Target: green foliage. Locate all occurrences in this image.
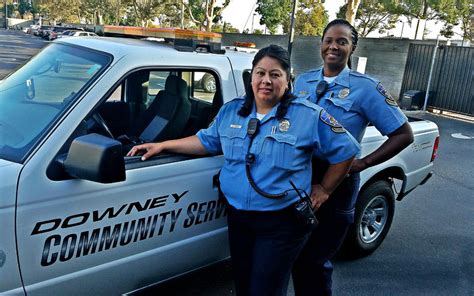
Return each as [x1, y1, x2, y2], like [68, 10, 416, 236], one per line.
[257, 0, 327, 36]
[396, 0, 471, 39]
[337, 0, 400, 37]
[293, 0, 327, 36]
[17, 0, 32, 18]
[183, 0, 231, 31]
[212, 21, 240, 33]
[256, 0, 292, 34]
[453, 0, 472, 41]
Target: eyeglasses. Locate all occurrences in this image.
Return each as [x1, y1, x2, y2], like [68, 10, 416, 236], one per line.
[316, 80, 329, 104]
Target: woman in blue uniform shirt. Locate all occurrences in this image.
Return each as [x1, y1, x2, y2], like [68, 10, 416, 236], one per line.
[128, 44, 360, 296]
[292, 19, 414, 296]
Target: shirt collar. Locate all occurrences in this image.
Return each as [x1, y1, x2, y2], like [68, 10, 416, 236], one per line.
[251, 100, 290, 124]
[332, 67, 350, 88]
[306, 67, 351, 88]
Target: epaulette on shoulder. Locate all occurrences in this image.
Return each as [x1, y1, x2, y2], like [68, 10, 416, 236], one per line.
[349, 70, 379, 85]
[292, 96, 319, 111]
[223, 96, 245, 105]
[298, 68, 322, 78]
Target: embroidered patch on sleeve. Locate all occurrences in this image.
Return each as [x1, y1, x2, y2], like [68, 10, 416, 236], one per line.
[376, 82, 398, 106]
[319, 110, 345, 133]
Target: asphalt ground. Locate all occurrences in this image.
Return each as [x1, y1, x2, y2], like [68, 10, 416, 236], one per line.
[1, 29, 473, 296]
[0, 28, 46, 80]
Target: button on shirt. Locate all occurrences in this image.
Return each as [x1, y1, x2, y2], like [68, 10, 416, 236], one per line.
[294, 67, 408, 144]
[196, 96, 360, 211]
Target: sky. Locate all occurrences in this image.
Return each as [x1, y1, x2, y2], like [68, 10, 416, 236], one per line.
[220, 0, 464, 41]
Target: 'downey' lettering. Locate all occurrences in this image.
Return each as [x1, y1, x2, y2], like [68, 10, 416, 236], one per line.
[32, 193, 187, 235]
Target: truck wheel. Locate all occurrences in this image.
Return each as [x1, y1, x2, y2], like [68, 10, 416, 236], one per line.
[341, 180, 395, 258]
[201, 73, 216, 93]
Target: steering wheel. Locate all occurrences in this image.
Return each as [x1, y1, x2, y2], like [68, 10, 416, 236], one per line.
[92, 113, 115, 139]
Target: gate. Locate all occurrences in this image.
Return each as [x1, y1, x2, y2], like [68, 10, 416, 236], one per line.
[400, 43, 473, 116]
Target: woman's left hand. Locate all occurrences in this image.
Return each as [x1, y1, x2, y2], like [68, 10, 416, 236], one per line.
[310, 184, 330, 210]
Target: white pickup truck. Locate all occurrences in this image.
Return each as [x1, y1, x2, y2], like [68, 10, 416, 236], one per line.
[0, 27, 439, 295]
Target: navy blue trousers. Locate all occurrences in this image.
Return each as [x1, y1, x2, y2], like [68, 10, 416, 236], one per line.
[227, 205, 311, 296]
[292, 173, 360, 296]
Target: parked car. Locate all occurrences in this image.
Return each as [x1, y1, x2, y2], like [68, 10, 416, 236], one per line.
[34, 25, 52, 37]
[42, 26, 68, 41]
[58, 30, 98, 38]
[0, 26, 439, 295]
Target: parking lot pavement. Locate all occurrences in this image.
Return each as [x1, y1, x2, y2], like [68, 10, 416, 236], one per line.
[0, 29, 46, 79]
[1, 28, 472, 296]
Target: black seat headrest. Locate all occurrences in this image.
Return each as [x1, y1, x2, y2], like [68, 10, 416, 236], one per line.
[165, 76, 188, 98]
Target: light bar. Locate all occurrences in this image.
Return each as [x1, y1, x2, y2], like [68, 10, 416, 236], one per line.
[233, 41, 256, 48]
[102, 25, 224, 53]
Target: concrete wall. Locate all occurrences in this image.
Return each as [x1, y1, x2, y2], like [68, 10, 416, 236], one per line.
[222, 33, 437, 100]
[6, 18, 32, 28]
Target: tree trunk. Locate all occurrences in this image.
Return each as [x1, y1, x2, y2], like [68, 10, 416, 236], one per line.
[345, 0, 361, 25]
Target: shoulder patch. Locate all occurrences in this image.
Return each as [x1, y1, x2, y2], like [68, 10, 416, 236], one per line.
[376, 82, 398, 106]
[319, 110, 345, 133]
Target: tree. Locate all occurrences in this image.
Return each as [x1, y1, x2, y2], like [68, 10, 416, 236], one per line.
[212, 21, 239, 33]
[257, 0, 327, 35]
[345, 0, 361, 25]
[292, 0, 327, 36]
[18, 0, 32, 19]
[396, 0, 452, 39]
[442, 0, 472, 41]
[456, 0, 473, 42]
[34, 0, 82, 24]
[337, 0, 400, 37]
[256, 0, 292, 34]
[129, 0, 162, 27]
[181, 0, 231, 31]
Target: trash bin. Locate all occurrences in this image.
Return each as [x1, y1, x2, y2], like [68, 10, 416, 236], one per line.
[401, 90, 425, 110]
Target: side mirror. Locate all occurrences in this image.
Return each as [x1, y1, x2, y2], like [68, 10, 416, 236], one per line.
[63, 133, 125, 183]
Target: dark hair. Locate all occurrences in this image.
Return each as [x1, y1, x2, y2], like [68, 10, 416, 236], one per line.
[238, 44, 295, 119]
[321, 19, 359, 68]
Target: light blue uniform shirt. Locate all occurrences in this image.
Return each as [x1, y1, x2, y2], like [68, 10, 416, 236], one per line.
[294, 67, 408, 144]
[196, 96, 360, 211]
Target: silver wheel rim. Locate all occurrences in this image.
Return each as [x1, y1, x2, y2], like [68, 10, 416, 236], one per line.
[205, 78, 216, 92]
[359, 195, 388, 244]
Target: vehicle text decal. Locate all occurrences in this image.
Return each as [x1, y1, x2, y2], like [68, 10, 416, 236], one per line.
[30, 191, 227, 267]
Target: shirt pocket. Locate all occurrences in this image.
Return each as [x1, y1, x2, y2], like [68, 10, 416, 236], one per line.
[263, 133, 298, 169]
[220, 128, 246, 162]
[327, 95, 354, 111]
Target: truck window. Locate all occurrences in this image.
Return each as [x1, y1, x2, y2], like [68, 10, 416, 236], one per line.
[192, 71, 216, 103]
[86, 68, 222, 160]
[0, 43, 111, 163]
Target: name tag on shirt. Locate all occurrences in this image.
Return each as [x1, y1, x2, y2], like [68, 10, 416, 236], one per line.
[230, 124, 242, 129]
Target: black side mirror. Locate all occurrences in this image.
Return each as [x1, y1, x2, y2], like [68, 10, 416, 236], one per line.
[63, 133, 125, 183]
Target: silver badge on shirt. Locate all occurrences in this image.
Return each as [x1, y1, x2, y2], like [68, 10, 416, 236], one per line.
[338, 88, 350, 99]
[278, 119, 290, 132]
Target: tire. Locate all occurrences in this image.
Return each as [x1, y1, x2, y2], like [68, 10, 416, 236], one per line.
[201, 73, 216, 93]
[340, 180, 395, 258]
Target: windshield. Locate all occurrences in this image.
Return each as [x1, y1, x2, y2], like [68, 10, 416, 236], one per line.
[0, 43, 112, 163]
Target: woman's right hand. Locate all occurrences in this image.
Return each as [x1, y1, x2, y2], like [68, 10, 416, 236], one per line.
[127, 143, 163, 161]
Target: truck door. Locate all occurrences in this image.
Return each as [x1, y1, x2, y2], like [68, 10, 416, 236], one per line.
[15, 69, 228, 295]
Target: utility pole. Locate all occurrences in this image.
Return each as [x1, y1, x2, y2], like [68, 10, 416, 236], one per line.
[287, 0, 297, 59]
[180, 1, 184, 29]
[423, 35, 439, 111]
[251, 13, 256, 33]
[4, 0, 8, 29]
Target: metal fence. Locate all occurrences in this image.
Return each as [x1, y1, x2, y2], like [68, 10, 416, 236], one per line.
[400, 43, 474, 116]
